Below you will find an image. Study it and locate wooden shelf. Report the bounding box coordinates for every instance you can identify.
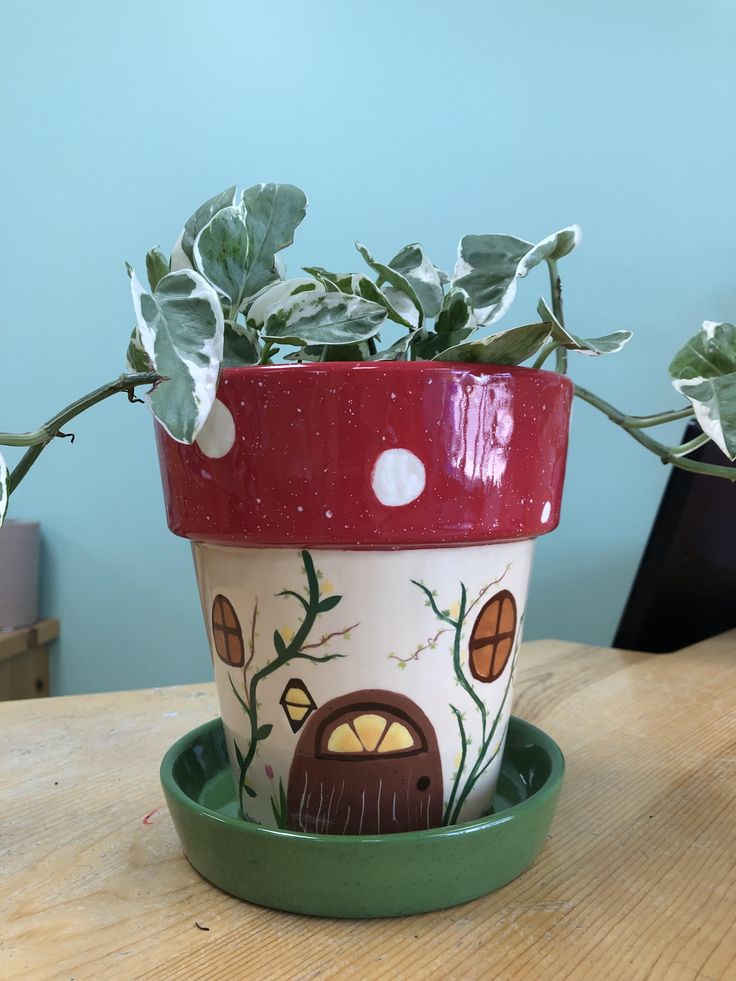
[0,618,59,700]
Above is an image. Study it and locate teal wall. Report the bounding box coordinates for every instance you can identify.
[1,1,734,694]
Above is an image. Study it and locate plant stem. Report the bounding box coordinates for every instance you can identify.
[547,259,568,374]
[3,372,159,497]
[574,384,736,481]
[531,340,559,371]
[622,407,694,429]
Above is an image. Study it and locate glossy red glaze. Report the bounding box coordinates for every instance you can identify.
[155,362,573,548]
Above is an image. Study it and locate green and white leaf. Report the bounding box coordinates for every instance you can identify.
[130,268,224,443]
[222,322,260,366]
[174,186,237,269]
[413,328,476,360]
[239,183,307,300]
[308,269,415,330]
[126,326,154,372]
[0,449,8,528]
[193,201,251,309]
[262,292,386,348]
[452,226,581,326]
[388,243,444,318]
[356,242,423,328]
[520,225,581,269]
[431,322,552,365]
[436,287,478,334]
[537,297,632,355]
[669,321,736,459]
[145,249,169,291]
[195,184,307,312]
[246,278,325,330]
[366,334,414,361]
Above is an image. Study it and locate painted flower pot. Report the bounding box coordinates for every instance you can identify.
[156,362,572,834]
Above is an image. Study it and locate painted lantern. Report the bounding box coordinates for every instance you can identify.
[157,361,573,833]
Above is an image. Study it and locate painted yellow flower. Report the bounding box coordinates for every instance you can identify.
[453,751,462,768]
[449,601,461,620]
[280,627,295,644]
[321,580,335,596]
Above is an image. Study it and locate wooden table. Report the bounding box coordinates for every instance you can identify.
[0,619,58,701]
[2,634,735,980]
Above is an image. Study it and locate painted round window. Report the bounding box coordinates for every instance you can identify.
[468,590,517,683]
[211,594,245,667]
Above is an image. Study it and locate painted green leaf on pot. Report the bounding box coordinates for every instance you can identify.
[176,186,237,268]
[246,278,325,330]
[126,326,154,373]
[145,249,169,291]
[452,226,581,326]
[356,242,423,328]
[436,287,478,334]
[262,292,386,347]
[0,449,8,528]
[388,243,445,318]
[431,322,552,365]
[130,268,224,443]
[536,297,632,355]
[669,321,736,460]
[222,322,260,367]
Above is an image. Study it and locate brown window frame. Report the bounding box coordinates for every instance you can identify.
[468,589,517,683]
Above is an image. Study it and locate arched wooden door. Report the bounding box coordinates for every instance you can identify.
[287,690,443,835]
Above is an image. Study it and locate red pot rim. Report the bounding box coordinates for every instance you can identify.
[156,361,574,548]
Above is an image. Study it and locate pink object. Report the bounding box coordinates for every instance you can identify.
[156,362,573,548]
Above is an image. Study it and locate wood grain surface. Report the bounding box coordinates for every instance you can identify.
[1,633,734,980]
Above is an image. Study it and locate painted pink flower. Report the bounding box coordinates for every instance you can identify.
[265,763,274,779]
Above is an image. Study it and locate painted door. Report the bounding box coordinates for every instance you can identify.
[287,690,443,835]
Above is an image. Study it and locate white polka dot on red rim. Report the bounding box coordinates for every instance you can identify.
[196,400,236,459]
[541,501,552,523]
[371,449,426,507]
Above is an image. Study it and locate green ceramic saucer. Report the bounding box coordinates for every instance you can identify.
[160,716,564,918]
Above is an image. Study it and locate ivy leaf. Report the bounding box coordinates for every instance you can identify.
[130,268,224,443]
[317,595,342,612]
[222,322,260,367]
[262,292,386,348]
[274,630,287,657]
[432,322,552,365]
[246,278,324,331]
[238,183,308,300]
[537,297,632,355]
[178,186,237,267]
[669,321,736,460]
[365,334,415,361]
[436,287,478,334]
[0,450,8,528]
[145,249,169,291]
[193,201,251,309]
[125,326,154,373]
[194,185,307,312]
[309,270,416,330]
[388,243,444,318]
[256,724,273,740]
[356,242,423,328]
[413,328,476,360]
[452,226,581,326]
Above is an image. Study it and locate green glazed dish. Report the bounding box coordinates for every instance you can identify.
[160,716,564,918]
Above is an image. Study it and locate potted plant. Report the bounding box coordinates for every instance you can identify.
[2,182,734,836]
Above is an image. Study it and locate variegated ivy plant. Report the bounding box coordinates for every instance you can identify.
[1,181,735,527]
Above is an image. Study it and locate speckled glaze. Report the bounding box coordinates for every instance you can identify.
[156,362,573,548]
[160,715,565,917]
[155,362,573,837]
